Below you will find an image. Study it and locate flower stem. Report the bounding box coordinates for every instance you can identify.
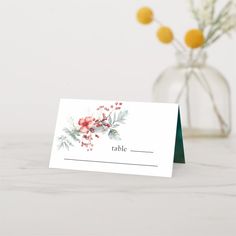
[193,69,228,134]
[186,75,192,128]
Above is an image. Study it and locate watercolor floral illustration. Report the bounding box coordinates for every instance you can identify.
[57,102,128,151]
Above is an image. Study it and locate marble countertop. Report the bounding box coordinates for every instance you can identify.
[0,134,235,236]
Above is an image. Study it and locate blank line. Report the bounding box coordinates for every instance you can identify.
[64,158,158,168]
[130,150,154,154]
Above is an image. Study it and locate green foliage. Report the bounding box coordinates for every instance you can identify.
[57,135,74,150]
[108,129,121,140]
[63,127,80,142]
[107,110,128,141]
[57,108,129,150]
[111,110,128,125]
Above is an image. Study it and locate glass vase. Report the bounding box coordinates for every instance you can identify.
[153,52,231,138]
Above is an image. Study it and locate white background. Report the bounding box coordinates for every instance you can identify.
[0,0,235,135]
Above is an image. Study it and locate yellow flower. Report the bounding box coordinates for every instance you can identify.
[157,26,174,44]
[136,7,153,25]
[185,29,205,49]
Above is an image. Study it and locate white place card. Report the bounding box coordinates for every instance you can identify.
[49,99,185,177]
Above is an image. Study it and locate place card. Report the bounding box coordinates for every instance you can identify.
[49,99,185,177]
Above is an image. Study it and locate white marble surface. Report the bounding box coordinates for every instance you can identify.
[0,134,235,236]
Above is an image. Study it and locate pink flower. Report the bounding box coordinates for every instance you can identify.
[78,116,93,133]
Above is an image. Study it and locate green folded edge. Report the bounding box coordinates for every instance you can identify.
[174,109,185,164]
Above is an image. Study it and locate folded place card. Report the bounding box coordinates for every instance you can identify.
[49,99,185,177]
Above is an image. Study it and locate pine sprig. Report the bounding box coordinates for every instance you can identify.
[106,110,128,141]
[57,119,81,150]
[57,135,74,150]
[63,127,80,142]
[111,110,128,126]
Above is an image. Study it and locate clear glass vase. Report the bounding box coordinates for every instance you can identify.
[153,52,231,138]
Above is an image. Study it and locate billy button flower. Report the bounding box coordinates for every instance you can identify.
[185,29,205,49]
[136,7,153,25]
[157,26,174,44]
